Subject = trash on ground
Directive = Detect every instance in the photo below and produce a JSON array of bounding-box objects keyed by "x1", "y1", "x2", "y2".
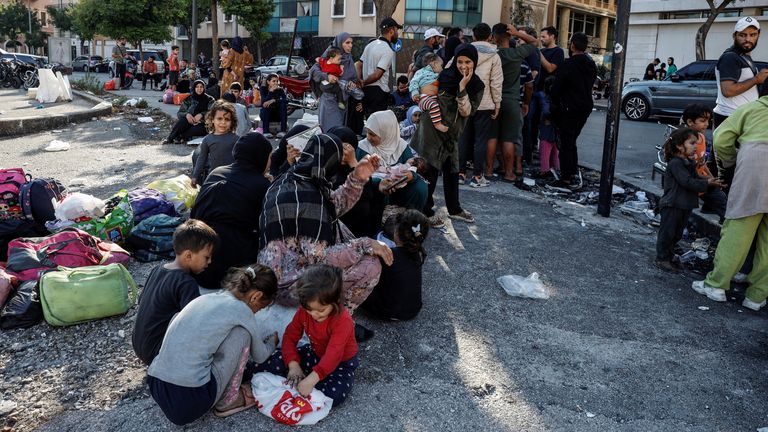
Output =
[
  {"x1": 695, "y1": 250, "x2": 709, "y2": 260},
  {"x1": 51, "y1": 129, "x2": 63, "y2": 133},
  {"x1": 678, "y1": 250, "x2": 696, "y2": 263},
  {"x1": 35, "y1": 104, "x2": 44, "y2": 109},
  {"x1": 137, "y1": 116, "x2": 154, "y2": 123},
  {"x1": 123, "y1": 98, "x2": 142, "y2": 107},
  {"x1": 53, "y1": 192, "x2": 106, "y2": 220},
  {"x1": 113, "y1": 127, "x2": 122, "y2": 131},
  {"x1": 523, "y1": 178, "x2": 536, "y2": 187},
  {"x1": 186, "y1": 137, "x2": 204, "y2": 146},
  {"x1": 585, "y1": 412, "x2": 596, "y2": 418},
  {"x1": 545, "y1": 185, "x2": 572, "y2": 194},
  {"x1": 581, "y1": 218, "x2": 586, "y2": 227},
  {"x1": 92, "y1": 101, "x2": 111, "y2": 110},
  {"x1": 698, "y1": 306, "x2": 710, "y2": 311},
  {"x1": 635, "y1": 191, "x2": 647, "y2": 201},
  {"x1": 619, "y1": 200, "x2": 650, "y2": 213},
  {"x1": 44, "y1": 140, "x2": 70, "y2": 152},
  {"x1": 498, "y1": 272, "x2": 549, "y2": 299},
  {"x1": 691, "y1": 238, "x2": 711, "y2": 251},
  {"x1": 612, "y1": 185, "x2": 625, "y2": 195}
]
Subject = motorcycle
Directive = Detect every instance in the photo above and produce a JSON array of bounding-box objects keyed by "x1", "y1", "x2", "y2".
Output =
[
  {"x1": 279, "y1": 75, "x2": 317, "y2": 115},
  {"x1": 0, "y1": 59, "x2": 22, "y2": 89}
]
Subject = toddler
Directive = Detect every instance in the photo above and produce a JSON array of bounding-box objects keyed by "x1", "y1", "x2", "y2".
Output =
[
  {"x1": 318, "y1": 48, "x2": 347, "y2": 111},
  {"x1": 408, "y1": 53, "x2": 448, "y2": 133},
  {"x1": 191, "y1": 101, "x2": 238, "y2": 187},
  {"x1": 655, "y1": 128, "x2": 722, "y2": 272}
]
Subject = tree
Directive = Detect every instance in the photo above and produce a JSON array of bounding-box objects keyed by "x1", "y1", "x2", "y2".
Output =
[
  {"x1": 210, "y1": 0, "x2": 220, "y2": 77},
  {"x1": 46, "y1": 5, "x2": 73, "y2": 37},
  {"x1": 221, "y1": 0, "x2": 275, "y2": 64},
  {"x1": 695, "y1": 0, "x2": 743, "y2": 60},
  {"x1": 373, "y1": 0, "x2": 400, "y2": 35},
  {"x1": 0, "y1": 1, "x2": 44, "y2": 53}
]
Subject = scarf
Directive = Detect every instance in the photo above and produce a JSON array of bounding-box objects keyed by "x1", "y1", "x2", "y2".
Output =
[
  {"x1": 442, "y1": 36, "x2": 462, "y2": 64},
  {"x1": 232, "y1": 132, "x2": 272, "y2": 173},
  {"x1": 358, "y1": 110, "x2": 408, "y2": 166},
  {"x1": 260, "y1": 133, "x2": 344, "y2": 246},
  {"x1": 231, "y1": 37, "x2": 244, "y2": 54},
  {"x1": 438, "y1": 43, "x2": 484, "y2": 97},
  {"x1": 401, "y1": 105, "x2": 422, "y2": 129},
  {"x1": 191, "y1": 80, "x2": 212, "y2": 115},
  {"x1": 327, "y1": 126, "x2": 359, "y2": 188}
]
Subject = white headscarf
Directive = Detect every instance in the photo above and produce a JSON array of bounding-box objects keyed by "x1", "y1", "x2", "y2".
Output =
[{"x1": 358, "y1": 110, "x2": 409, "y2": 166}]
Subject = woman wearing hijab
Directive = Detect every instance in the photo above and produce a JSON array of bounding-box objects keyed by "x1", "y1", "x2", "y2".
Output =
[
  {"x1": 163, "y1": 80, "x2": 215, "y2": 144},
  {"x1": 411, "y1": 43, "x2": 485, "y2": 227},
  {"x1": 191, "y1": 133, "x2": 273, "y2": 289},
  {"x1": 358, "y1": 110, "x2": 428, "y2": 213},
  {"x1": 400, "y1": 105, "x2": 422, "y2": 144},
  {"x1": 269, "y1": 124, "x2": 311, "y2": 178},
  {"x1": 309, "y1": 32, "x2": 362, "y2": 131},
  {"x1": 205, "y1": 75, "x2": 220, "y2": 100},
  {"x1": 220, "y1": 37, "x2": 247, "y2": 97},
  {"x1": 258, "y1": 134, "x2": 393, "y2": 311}
]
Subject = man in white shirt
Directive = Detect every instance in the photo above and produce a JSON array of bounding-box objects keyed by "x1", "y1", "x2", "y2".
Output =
[{"x1": 359, "y1": 17, "x2": 401, "y2": 117}]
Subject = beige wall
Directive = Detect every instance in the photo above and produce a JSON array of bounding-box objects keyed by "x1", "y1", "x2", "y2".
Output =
[{"x1": 318, "y1": 0, "x2": 405, "y2": 37}]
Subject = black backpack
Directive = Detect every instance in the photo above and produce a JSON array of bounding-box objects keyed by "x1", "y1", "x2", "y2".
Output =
[
  {"x1": 0, "y1": 280, "x2": 43, "y2": 330},
  {"x1": 19, "y1": 178, "x2": 67, "y2": 225}
]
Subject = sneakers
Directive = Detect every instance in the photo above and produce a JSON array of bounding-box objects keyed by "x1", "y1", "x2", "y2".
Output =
[
  {"x1": 469, "y1": 176, "x2": 490, "y2": 188},
  {"x1": 742, "y1": 297, "x2": 766, "y2": 311},
  {"x1": 733, "y1": 272, "x2": 748, "y2": 283},
  {"x1": 691, "y1": 280, "x2": 727, "y2": 302},
  {"x1": 429, "y1": 215, "x2": 445, "y2": 228},
  {"x1": 449, "y1": 210, "x2": 475, "y2": 223}
]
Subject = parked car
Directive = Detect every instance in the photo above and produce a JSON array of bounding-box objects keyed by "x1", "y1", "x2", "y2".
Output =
[
  {"x1": 246, "y1": 55, "x2": 309, "y2": 81},
  {"x1": 72, "y1": 55, "x2": 108, "y2": 72},
  {"x1": 110, "y1": 49, "x2": 167, "y2": 80},
  {"x1": 621, "y1": 59, "x2": 768, "y2": 121}
]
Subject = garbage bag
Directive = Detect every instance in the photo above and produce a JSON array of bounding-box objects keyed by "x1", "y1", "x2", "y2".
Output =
[
  {"x1": 251, "y1": 372, "x2": 333, "y2": 425},
  {"x1": 497, "y1": 272, "x2": 549, "y2": 300},
  {"x1": 147, "y1": 175, "x2": 198, "y2": 213},
  {"x1": 54, "y1": 192, "x2": 106, "y2": 221},
  {"x1": 0, "y1": 280, "x2": 43, "y2": 329}
]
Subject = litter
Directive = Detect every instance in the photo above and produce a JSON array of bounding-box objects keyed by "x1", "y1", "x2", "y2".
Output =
[
  {"x1": 186, "y1": 137, "x2": 204, "y2": 146},
  {"x1": 123, "y1": 98, "x2": 142, "y2": 107},
  {"x1": 497, "y1": 272, "x2": 549, "y2": 299},
  {"x1": 35, "y1": 104, "x2": 44, "y2": 109},
  {"x1": 695, "y1": 250, "x2": 709, "y2": 260},
  {"x1": 545, "y1": 185, "x2": 572, "y2": 194},
  {"x1": 44, "y1": 140, "x2": 70, "y2": 152},
  {"x1": 691, "y1": 238, "x2": 711, "y2": 251},
  {"x1": 612, "y1": 185, "x2": 625, "y2": 195},
  {"x1": 586, "y1": 412, "x2": 596, "y2": 418},
  {"x1": 581, "y1": 218, "x2": 586, "y2": 227},
  {"x1": 113, "y1": 127, "x2": 122, "y2": 131},
  {"x1": 523, "y1": 178, "x2": 536, "y2": 187},
  {"x1": 137, "y1": 117, "x2": 154, "y2": 123},
  {"x1": 619, "y1": 200, "x2": 650, "y2": 213},
  {"x1": 51, "y1": 129, "x2": 63, "y2": 133},
  {"x1": 698, "y1": 306, "x2": 710, "y2": 311},
  {"x1": 54, "y1": 192, "x2": 106, "y2": 220},
  {"x1": 635, "y1": 191, "x2": 647, "y2": 201},
  {"x1": 678, "y1": 250, "x2": 696, "y2": 263}
]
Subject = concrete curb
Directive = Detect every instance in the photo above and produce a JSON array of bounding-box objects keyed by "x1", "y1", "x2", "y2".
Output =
[
  {"x1": 579, "y1": 161, "x2": 722, "y2": 239},
  {"x1": 0, "y1": 90, "x2": 113, "y2": 137}
]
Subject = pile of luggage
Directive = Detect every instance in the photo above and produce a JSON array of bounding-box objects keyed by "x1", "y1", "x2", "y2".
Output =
[{"x1": 0, "y1": 169, "x2": 199, "y2": 330}]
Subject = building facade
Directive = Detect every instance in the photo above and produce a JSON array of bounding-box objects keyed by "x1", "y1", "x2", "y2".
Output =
[{"x1": 626, "y1": 0, "x2": 768, "y2": 80}]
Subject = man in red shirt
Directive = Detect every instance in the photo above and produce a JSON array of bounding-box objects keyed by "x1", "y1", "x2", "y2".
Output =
[{"x1": 142, "y1": 57, "x2": 159, "y2": 90}]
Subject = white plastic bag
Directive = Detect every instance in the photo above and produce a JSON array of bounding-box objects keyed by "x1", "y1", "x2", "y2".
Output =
[
  {"x1": 53, "y1": 192, "x2": 106, "y2": 221},
  {"x1": 497, "y1": 272, "x2": 549, "y2": 299},
  {"x1": 251, "y1": 372, "x2": 333, "y2": 426}
]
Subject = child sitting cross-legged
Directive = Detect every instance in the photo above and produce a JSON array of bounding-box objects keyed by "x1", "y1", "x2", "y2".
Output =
[
  {"x1": 255, "y1": 264, "x2": 358, "y2": 407},
  {"x1": 132, "y1": 219, "x2": 218, "y2": 366},
  {"x1": 408, "y1": 52, "x2": 449, "y2": 133}
]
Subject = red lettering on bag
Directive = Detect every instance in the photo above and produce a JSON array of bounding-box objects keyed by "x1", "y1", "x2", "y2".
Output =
[{"x1": 270, "y1": 390, "x2": 313, "y2": 425}]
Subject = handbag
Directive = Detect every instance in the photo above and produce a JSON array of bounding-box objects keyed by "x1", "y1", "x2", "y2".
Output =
[{"x1": 38, "y1": 263, "x2": 137, "y2": 326}]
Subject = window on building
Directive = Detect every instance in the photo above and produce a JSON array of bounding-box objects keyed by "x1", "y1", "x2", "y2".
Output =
[
  {"x1": 332, "y1": 0, "x2": 344, "y2": 17},
  {"x1": 762, "y1": 8, "x2": 768, "y2": 16},
  {"x1": 404, "y1": 0, "x2": 481, "y2": 28},
  {"x1": 569, "y1": 12, "x2": 598, "y2": 37},
  {"x1": 660, "y1": 9, "x2": 741, "y2": 19},
  {"x1": 360, "y1": 0, "x2": 375, "y2": 16},
  {"x1": 298, "y1": 1, "x2": 313, "y2": 16},
  {"x1": 224, "y1": 13, "x2": 233, "y2": 22},
  {"x1": 39, "y1": 11, "x2": 47, "y2": 25}
]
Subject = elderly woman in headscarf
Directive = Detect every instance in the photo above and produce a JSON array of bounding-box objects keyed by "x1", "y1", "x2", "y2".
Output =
[
  {"x1": 357, "y1": 110, "x2": 428, "y2": 214},
  {"x1": 191, "y1": 133, "x2": 273, "y2": 289},
  {"x1": 220, "y1": 37, "x2": 247, "y2": 97},
  {"x1": 163, "y1": 80, "x2": 215, "y2": 144},
  {"x1": 258, "y1": 133, "x2": 393, "y2": 311},
  {"x1": 411, "y1": 43, "x2": 485, "y2": 227},
  {"x1": 309, "y1": 32, "x2": 362, "y2": 131}
]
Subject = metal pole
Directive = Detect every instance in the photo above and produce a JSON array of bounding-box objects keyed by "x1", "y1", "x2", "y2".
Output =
[
  {"x1": 597, "y1": 0, "x2": 631, "y2": 217},
  {"x1": 286, "y1": 18, "x2": 298, "y2": 75},
  {"x1": 191, "y1": 0, "x2": 198, "y2": 67},
  {"x1": 234, "y1": 16, "x2": 238, "y2": 37}
]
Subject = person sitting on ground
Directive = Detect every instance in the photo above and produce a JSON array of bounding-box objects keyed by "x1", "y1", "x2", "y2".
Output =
[
  {"x1": 176, "y1": 73, "x2": 191, "y2": 94},
  {"x1": 361, "y1": 209, "x2": 429, "y2": 321},
  {"x1": 228, "y1": 82, "x2": 248, "y2": 106},
  {"x1": 409, "y1": 53, "x2": 449, "y2": 133},
  {"x1": 681, "y1": 103, "x2": 727, "y2": 222},
  {"x1": 132, "y1": 219, "x2": 218, "y2": 366},
  {"x1": 655, "y1": 128, "x2": 723, "y2": 272},
  {"x1": 147, "y1": 265, "x2": 279, "y2": 425},
  {"x1": 317, "y1": 48, "x2": 347, "y2": 111},
  {"x1": 191, "y1": 101, "x2": 238, "y2": 187},
  {"x1": 269, "y1": 124, "x2": 312, "y2": 179},
  {"x1": 205, "y1": 75, "x2": 220, "y2": 100},
  {"x1": 142, "y1": 57, "x2": 158, "y2": 91},
  {"x1": 192, "y1": 132, "x2": 273, "y2": 290},
  {"x1": 255, "y1": 265, "x2": 359, "y2": 407},
  {"x1": 400, "y1": 105, "x2": 422, "y2": 144},
  {"x1": 391, "y1": 75, "x2": 415, "y2": 121},
  {"x1": 256, "y1": 74, "x2": 288, "y2": 139},
  {"x1": 222, "y1": 92, "x2": 251, "y2": 137},
  {"x1": 163, "y1": 80, "x2": 215, "y2": 144}
]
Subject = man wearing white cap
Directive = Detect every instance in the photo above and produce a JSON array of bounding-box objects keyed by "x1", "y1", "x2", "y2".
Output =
[
  {"x1": 413, "y1": 28, "x2": 445, "y2": 70},
  {"x1": 713, "y1": 16, "x2": 768, "y2": 188}
]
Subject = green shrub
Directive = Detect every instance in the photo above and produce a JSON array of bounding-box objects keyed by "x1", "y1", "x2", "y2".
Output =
[
  {"x1": 135, "y1": 99, "x2": 149, "y2": 109},
  {"x1": 71, "y1": 75, "x2": 105, "y2": 95}
]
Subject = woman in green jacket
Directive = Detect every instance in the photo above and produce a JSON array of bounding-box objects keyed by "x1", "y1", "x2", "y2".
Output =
[
  {"x1": 163, "y1": 80, "x2": 216, "y2": 144},
  {"x1": 410, "y1": 43, "x2": 485, "y2": 227}
]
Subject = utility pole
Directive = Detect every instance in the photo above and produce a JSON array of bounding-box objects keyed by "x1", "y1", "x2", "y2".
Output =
[
  {"x1": 597, "y1": 0, "x2": 631, "y2": 217},
  {"x1": 191, "y1": 0, "x2": 198, "y2": 66}
]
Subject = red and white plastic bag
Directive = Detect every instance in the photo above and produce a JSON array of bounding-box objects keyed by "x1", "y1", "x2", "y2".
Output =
[{"x1": 251, "y1": 372, "x2": 333, "y2": 426}]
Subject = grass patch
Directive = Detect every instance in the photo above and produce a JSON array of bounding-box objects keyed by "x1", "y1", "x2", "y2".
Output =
[{"x1": 71, "y1": 74, "x2": 105, "y2": 95}]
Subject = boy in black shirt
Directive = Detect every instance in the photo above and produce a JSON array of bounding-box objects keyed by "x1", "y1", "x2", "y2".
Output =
[{"x1": 132, "y1": 219, "x2": 219, "y2": 365}]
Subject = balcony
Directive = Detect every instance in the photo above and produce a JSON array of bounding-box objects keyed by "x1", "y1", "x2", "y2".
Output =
[{"x1": 560, "y1": 0, "x2": 616, "y2": 15}]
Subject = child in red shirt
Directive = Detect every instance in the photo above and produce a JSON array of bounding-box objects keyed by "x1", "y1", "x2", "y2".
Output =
[
  {"x1": 255, "y1": 264, "x2": 358, "y2": 407},
  {"x1": 317, "y1": 48, "x2": 347, "y2": 111},
  {"x1": 681, "y1": 103, "x2": 727, "y2": 222}
]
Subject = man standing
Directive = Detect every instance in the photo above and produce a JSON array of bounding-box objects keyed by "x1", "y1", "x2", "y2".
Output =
[
  {"x1": 713, "y1": 16, "x2": 768, "y2": 186},
  {"x1": 413, "y1": 28, "x2": 445, "y2": 70},
  {"x1": 112, "y1": 38, "x2": 128, "y2": 89},
  {"x1": 550, "y1": 32, "x2": 597, "y2": 190},
  {"x1": 528, "y1": 26, "x2": 564, "y2": 163},
  {"x1": 491, "y1": 23, "x2": 538, "y2": 185},
  {"x1": 359, "y1": 18, "x2": 401, "y2": 116},
  {"x1": 168, "y1": 46, "x2": 180, "y2": 92},
  {"x1": 644, "y1": 58, "x2": 660, "y2": 80}
]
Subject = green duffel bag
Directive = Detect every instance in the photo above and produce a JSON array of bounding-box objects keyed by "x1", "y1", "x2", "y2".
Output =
[{"x1": 39, "y1": 263, "x2": 137, "y2": 326}]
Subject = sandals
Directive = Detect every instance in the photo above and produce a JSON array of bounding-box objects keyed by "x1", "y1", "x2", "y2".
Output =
[
  {"x1": 448, "y1": 210, "x2": 475, "y2": 224},
  {"x1": 213, "y1": 384, "x2": 256, "y2": 418}
]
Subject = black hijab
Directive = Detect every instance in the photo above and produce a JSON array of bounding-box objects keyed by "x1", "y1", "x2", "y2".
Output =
[
  {"x1": 442, "y1": 36, "x2": 462, "y2": 64},
  {"x1": 438, "y1": 43, "x2": 484, "y2": 97},
  {"x1": 191, "y1": 79, "x2": 213, "y2": 115},
  {"x1": 232, "y1": 132, "x2": 273, "y2": 173},
  {"x1": 270, "y1": 124, "x2": 312, "y2": 177},
  {"x1": 260, "y1": 133, "x2": 345, "y2": 246},
  {"x1": 327, "y1": 126, "x2": 359, "y2": 188}
]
